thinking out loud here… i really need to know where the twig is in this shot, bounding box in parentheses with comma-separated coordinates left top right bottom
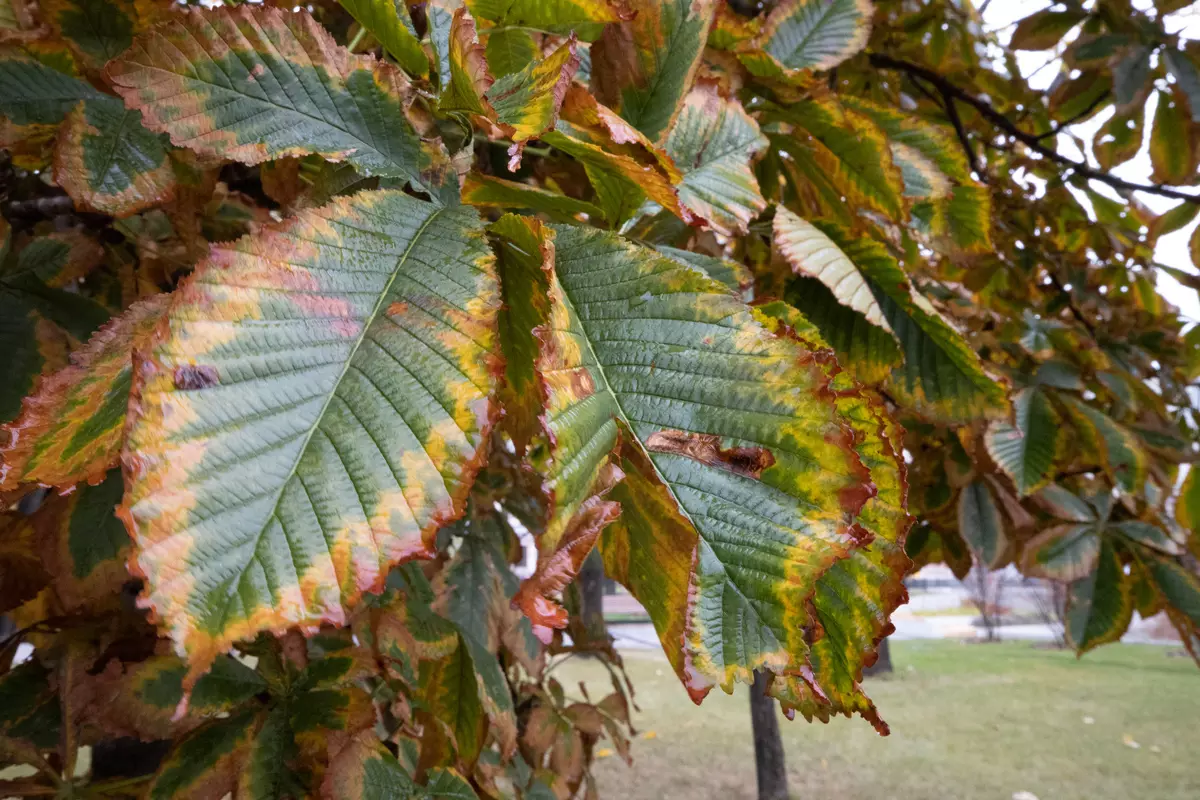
(868, 54, 1200, 204)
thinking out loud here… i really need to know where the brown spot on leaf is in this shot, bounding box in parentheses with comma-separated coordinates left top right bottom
(173, 365, 219, 390)
(644, 430, 775, 478)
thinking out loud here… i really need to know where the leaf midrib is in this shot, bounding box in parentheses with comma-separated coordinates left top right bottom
(212, 205, 445, 632)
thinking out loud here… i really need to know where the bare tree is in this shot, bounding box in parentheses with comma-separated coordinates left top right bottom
(750, 671, 789, 800)
(968, 562, 1007, 642)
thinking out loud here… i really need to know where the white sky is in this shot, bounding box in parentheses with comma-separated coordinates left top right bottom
(982, 0, 1200, 323)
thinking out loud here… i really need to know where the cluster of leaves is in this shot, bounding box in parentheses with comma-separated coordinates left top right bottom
(0, 0, 1198, 796)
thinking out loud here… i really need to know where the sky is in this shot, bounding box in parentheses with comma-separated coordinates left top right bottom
(981, 0, 1200, 323)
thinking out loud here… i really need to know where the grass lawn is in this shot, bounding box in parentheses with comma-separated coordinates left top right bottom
(557, 640, 1200, 800)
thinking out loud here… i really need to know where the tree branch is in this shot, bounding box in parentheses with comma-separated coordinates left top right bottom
(868, 54, 1200, 204)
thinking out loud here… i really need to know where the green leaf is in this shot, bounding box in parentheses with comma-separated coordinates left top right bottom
(53, 95, 175, 218)
(590, 0, 716, 143)
(463, 173, 604, 222)
(663, 84, 768, 235)
(121, 191, 501, 678)
(325, 732, 479, 799)
(984, 387, 1060, 496)
(1094, 109, 1144, 171)
(338, 0, 428, 77)
(484, 27, 538, 78)
(0, 661, 60, 751)
(1150, 88, 1197, 184)
(1, 295, 167, 491)
(746, 0, 873, 76)
(486, 37, 579, 167)
(146, 708, 262, 800)
(656, 245, 754, 300)
(1163, 49, 1200, 122)
(42, 0, 138, 71)
(1149, 558, 1200, 628)
(530, 223, 875, 698)
(491, 215, 554, 456)
(0, 51, 105, 125)
(107, 7, 449, 191)
(1009, 9, 1087, 51)
(772, 97, 906, 222)
(776, 215, 1005, 422)
(958, 480, 1006, 567)
(0, 290, 71, 424)
(1065, 539, 1132, 654)
(1059, 396, 1147, 494)
(771, 373, 911, 734)
(36, 469, 132, 612)
(1176, 467, 1200, 532)
(542, 88, 688, 226)
(782, 276, 901, 384)
(1034, 484, 1098, 523)
(1022, 524, 1099, 582)
(466, 0, 629, 42)
(437, 5, 493, 117)
(1112, 521, 1182, 555)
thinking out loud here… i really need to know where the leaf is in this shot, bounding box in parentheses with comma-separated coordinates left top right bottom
(486, 36, 579, 168)
(1177, 467, 1200, 532)
(35, 469, 132, 611)
(146, 707, 262, 800)
(745, 0, 873, 77)
(984, 387, 1060, 496)
(484, 27, 538, 78)
(70, 652, 266, 743)
(1022, 524, 1099, 582)
(1164, 48, 1200, 123)
(1059, 396, 1147, 494)
(1094, 109, 1144, 171)
(958, 480, 1006, 567)
(0, 661, 60, 751)
(782, 277, 900, 384)
(438, 6, 494, 117)
(772, 373, 911, 734)
(664, 83, 768, 236)
(656, 245, 754, 300)
(338, 0, 428, 77)
(1112, 521, 1182, 555)
(1150, 87, 1198, 185)
(1, 294, 167, 491)
(775, 207, 899, 332)
(5, 230, 104, 288)
(466, 0, 630, 42)
(777, 217, 1006, 422)
(1009, 9, 1087, 51)
(0, 291, 72, 425)
(1065, 539, 1132, 654)
(492, 214, 554, 456)
(462, 173, 604, 222)
(542, 86, 688, 225)
(0, 512, 50, 613)
(1034, 484, 1098, 523)
(590, 0, 717, 143)
(41, 0, 139, 72)
(0, 50, 105, 125)
(120, 191, 501, 678)
(107, 7, 449, 191)
(536, 223, 874, 697)
(325, 731, 478, 799)
(1112, 46, 1153, 109)
(1149, 558, 1200, 629)
(774, 96, 906, 221)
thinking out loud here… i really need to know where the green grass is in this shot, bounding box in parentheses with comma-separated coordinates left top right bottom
(557, 640, 1200, 800)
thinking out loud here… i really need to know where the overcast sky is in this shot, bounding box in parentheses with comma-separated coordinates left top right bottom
(981, 0, 1200, 323)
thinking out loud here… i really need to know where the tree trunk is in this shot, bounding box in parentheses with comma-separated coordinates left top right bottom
(750, 670, 788, 800)
(863, 636, 893, 677)
(577, 548, 607, 646)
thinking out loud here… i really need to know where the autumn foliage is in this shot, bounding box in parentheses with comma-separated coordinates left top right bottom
(1, 0, 1199, 797)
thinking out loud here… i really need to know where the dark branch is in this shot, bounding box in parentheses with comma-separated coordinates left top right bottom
(1032, 90, 1112, 141)
(868, 54, 1200, 204)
